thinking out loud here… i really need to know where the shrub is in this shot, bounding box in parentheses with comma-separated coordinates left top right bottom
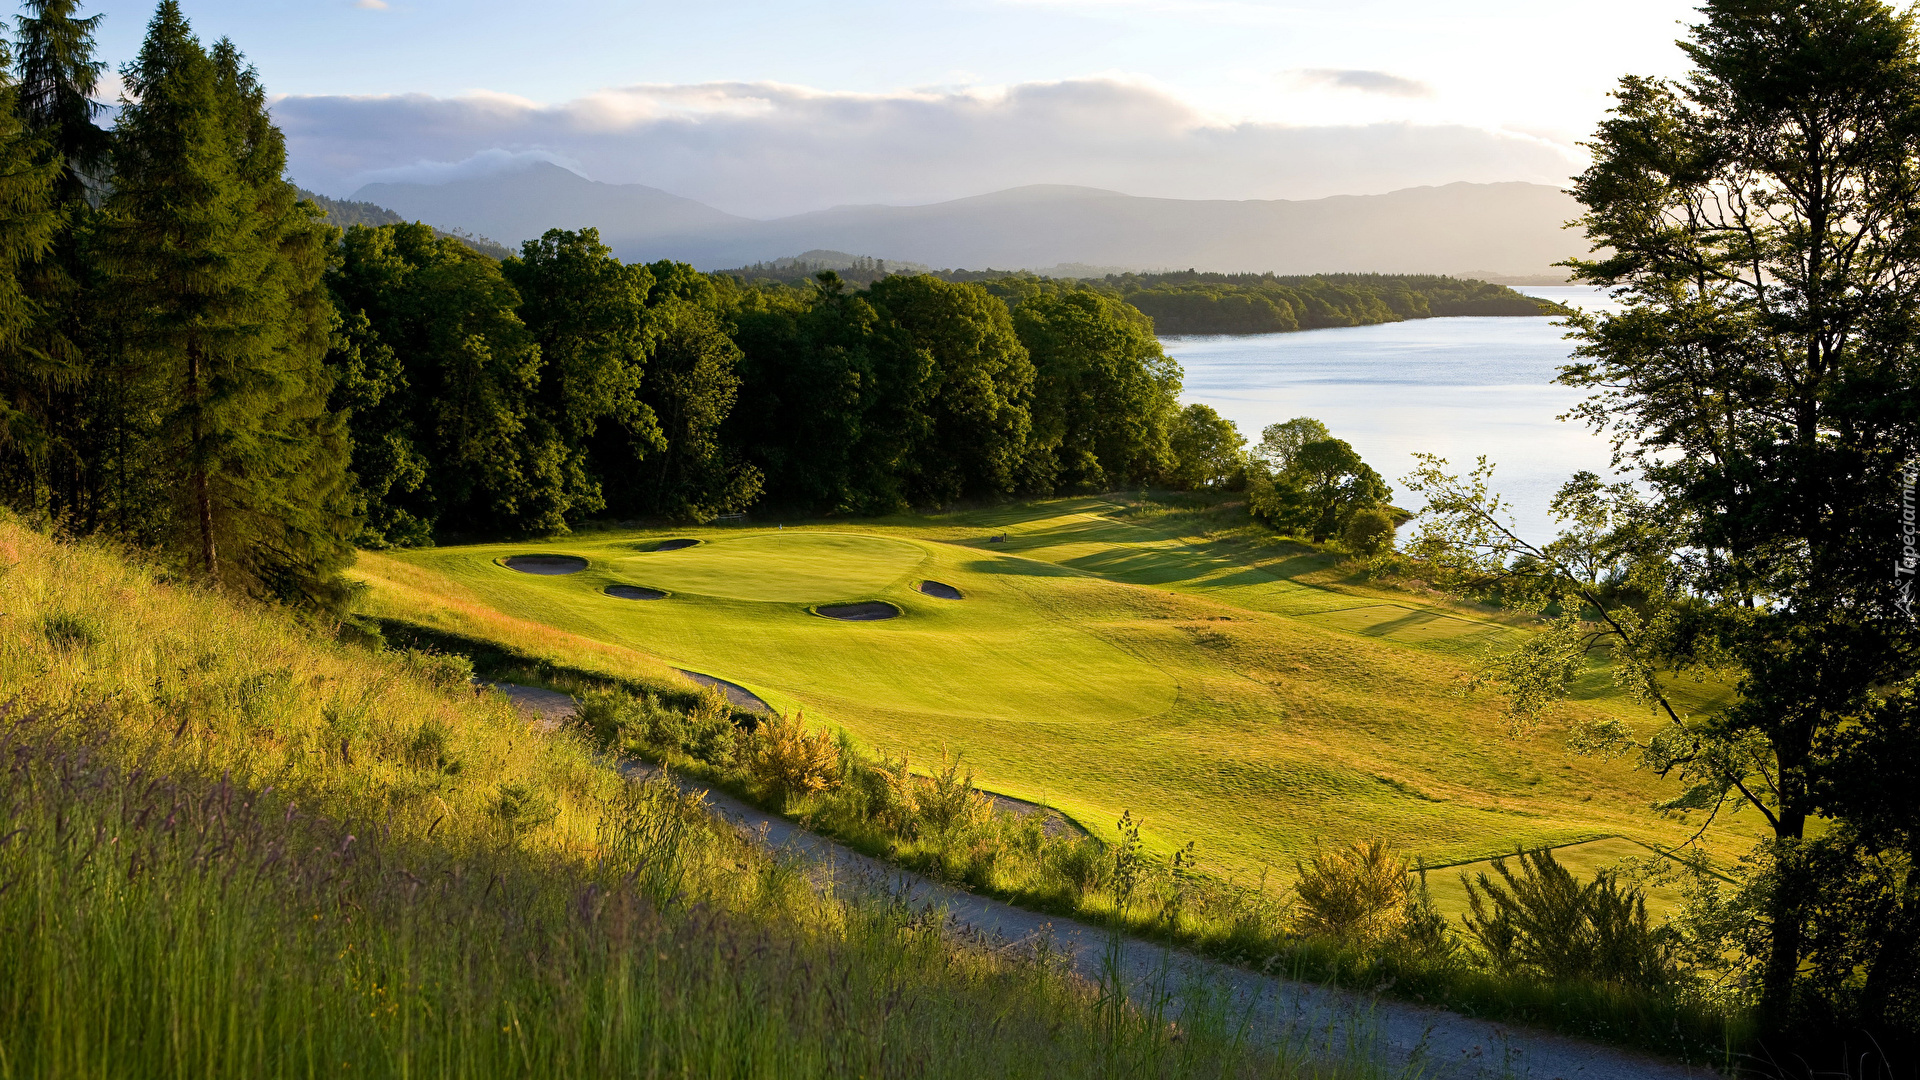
(39, 611, 101, 651)
(1293, 839, 1414, 947)
(918, 749, 990, 834)
(490, 781, 559, 839)
(852, 752, 923, 838)
(745, 712, 841, 805)
(1340, 506, 1398, 557)
(1462, 847, 1671, 990)
(400, 647, 476, 691)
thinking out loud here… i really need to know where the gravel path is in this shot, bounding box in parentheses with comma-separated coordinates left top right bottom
(499, 685, 1720, 1080)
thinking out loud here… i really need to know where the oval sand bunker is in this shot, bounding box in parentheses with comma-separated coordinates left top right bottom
(918, 580, 962, 600)
(652, 538, 699, 552)
(816, 601, 901, 621)
(504, 554, 588, 575)
(605, 584, 666, 600)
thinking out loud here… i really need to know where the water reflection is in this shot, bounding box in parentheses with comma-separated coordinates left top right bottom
(1164, 287, 1623, 543)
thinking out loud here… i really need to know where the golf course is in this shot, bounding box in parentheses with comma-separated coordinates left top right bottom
(357, 497, 1748, 881)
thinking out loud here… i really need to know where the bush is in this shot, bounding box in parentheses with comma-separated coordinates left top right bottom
(1462, 847, 1672, 990)
(400, 647, 476, 691)
(1293, 839, 1415, 947)
(1340, 506, 1398, 557)
(39, 612, 101, 651)
(744, 712, 841, 805)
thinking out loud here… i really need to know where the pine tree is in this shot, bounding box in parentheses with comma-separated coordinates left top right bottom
(102, 3, 355, 605)
(1, 0, 108, 527)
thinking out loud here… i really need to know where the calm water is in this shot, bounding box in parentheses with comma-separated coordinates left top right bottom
(1163, 286, 1623, 543)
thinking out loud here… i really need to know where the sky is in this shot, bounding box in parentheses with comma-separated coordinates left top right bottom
(77, 0, 1702, 217)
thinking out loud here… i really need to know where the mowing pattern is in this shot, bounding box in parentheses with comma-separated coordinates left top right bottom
(369, 507, 1724, 876)
(605, 584, 667, 601)
(504, 555, 587, 575)
(919, 580, 963, 600)
(613, 533, 925, 602)
(816, 601, 902, 621)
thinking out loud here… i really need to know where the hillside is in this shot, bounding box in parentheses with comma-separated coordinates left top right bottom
(353, 162, 746, 252)
(297, 185, 515, 259)
(0, 515, 1343, 1078)
(342, 163, 1584, 277)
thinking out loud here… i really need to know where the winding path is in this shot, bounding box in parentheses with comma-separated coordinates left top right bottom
(495, 683, 1718, 1080)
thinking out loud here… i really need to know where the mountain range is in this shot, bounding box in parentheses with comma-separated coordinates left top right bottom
(348, 162, 1583, 278)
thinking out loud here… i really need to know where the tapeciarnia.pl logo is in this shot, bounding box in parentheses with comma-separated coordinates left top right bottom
(1900, 463, 1918, 619)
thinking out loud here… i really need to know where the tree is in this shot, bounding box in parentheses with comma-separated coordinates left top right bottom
(1407, 0, 1920, 1037)
(1013, 290, 1179, 492)
(501, 227, 660, 509)
(327, 222, 569, 537)
(1251, 416, 1330, 473)
(727, 271, 930, 514)
(1163, 403, 1244, 490)
(1256, 437, 1388, 541)
(629, 280, 761, 522)
(0, 0, 82, 521)
(102, 4, 355, 605)
(866, 275, 1033, 504)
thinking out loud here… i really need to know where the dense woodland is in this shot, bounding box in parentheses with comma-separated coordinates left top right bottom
(725, 264, 1559, 335)
(0, 0, 1412, 613)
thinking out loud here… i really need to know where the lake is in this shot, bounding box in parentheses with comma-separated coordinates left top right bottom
(1163, 285, 1623, 544)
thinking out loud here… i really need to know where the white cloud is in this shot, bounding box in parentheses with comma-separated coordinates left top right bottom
(354, 0, 389, 9)
(1293, 69, 1433, 99)
(275, 77, 1580, 217)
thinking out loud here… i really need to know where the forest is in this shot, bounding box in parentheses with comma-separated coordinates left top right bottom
(727, 264, 1560, 335)
(0, 1, 1421, 616)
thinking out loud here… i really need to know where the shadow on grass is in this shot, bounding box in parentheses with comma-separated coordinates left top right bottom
(370, 617, 762, 726)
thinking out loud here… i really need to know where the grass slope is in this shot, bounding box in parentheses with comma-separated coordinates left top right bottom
(0, 517, 1367, 1080)
(360, 497, 1754, 887)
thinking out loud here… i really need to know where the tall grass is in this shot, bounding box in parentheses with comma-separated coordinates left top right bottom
(556, 668, 1750, 1066)
(0, 519, 1382, 1079)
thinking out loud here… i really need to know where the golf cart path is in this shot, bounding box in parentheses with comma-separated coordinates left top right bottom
(497, 684, 1714, 1080)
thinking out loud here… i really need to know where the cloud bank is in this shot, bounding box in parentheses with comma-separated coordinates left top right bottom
(276, 77, 1579, 218)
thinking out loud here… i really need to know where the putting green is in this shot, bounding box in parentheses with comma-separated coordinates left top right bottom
(611, 532, 926, 602)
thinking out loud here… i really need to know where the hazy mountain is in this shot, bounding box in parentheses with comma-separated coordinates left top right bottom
(343, 164, 1584, 277)
(351, 162, 747, 249)
(297, 186, 514, 260)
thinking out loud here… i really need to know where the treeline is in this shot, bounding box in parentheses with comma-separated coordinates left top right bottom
(1113, 272, 1555, 335)
(299, 187, 515, 259)
(0, 0, 1214, 609)
(726, 264, 1558, 336)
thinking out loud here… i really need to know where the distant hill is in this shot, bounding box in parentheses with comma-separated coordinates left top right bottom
(296, 187, 514, 260)
(351, 163, 745, 252)
(716, 249, 932, 287)
(337, 164, 1583, 278)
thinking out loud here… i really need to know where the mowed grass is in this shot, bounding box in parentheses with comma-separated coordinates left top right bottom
(359, 500, 1752, 887)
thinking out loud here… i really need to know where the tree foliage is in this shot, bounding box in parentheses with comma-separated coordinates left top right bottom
(1405, 0, 1920, 1041)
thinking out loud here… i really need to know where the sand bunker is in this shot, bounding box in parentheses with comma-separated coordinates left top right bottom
(504, 554, 588, 575)
(652, 538, 699, 552)
(816, 601, 901, 621)
(980, 791, 1090, 840)
(918, 580, 962, 600)
(675, 668, 773, 713)
(605, 584, 666, 601)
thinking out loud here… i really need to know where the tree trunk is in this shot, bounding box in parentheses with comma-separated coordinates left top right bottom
(1858, 857, 1920, 1029)
(1760, 808, 1810, 1031)
(186, 341, 216, 584)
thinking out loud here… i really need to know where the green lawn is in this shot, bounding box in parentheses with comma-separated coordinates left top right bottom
(359, 498, 1751, 882)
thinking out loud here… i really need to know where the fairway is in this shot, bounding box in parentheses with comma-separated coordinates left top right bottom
(358, 500, 1753, 880)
